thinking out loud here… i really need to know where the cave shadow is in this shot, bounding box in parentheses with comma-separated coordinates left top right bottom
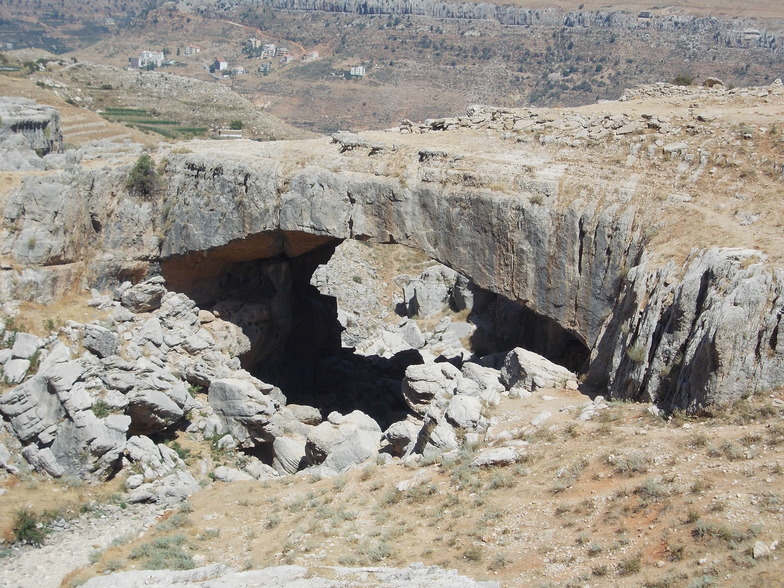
(161, 237, 596, 433)
(458, 282, 591, 375)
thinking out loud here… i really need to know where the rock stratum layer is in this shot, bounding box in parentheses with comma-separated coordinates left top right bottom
(2, 82, 784, 410)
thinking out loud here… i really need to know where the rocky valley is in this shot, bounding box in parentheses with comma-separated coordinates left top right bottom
(0, 10, 784, 586)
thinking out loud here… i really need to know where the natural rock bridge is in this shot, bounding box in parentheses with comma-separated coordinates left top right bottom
(3, 99, 783, 411)
(149, 131, 781, 411)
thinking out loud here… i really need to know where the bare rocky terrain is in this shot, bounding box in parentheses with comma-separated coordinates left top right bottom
(0, 1, 784, 584)
(2, 0, 783, 132)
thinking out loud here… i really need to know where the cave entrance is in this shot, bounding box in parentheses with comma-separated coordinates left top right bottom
(161, 236, 590, 431)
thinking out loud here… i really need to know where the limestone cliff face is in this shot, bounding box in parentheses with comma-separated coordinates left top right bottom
(251, 0, 784, 52)
(158, 153, 642, 357)
(589, 249, 784, 410)
(3, 91, 784, 409)
(0, 97, 63, 156)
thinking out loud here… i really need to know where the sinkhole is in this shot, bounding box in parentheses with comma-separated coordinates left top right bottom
(161, 236, 590, 433)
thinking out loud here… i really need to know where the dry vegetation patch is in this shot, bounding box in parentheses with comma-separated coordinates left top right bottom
(67, 390, 784, 587)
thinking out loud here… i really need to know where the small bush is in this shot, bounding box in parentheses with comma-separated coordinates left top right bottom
(635, 477, 668, 502)
(672, 74, 694, 86)
(126, 154, 157, 198)
(687, 575, 715, 588)
(12, 509, 46, 546)
(91, 399, 112, 418)
(157, 512, 191, 532)
(129, 534, 194, 570)
(610, 452, 651, 476)
(618, 555, 642, 575)
(463, 545, 483, 561)
(692, 521, 749, 545)
(488, 552, 508, 570)
(265, 514, 281, 529)
(626, 342, 647, 363)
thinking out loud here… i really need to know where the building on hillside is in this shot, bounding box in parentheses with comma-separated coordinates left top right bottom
(280, 55, 294, 64)
(302, 51, 319, 62)
(276, 46, 290, 56)
(261, 43, 276, 58)
(218, 128, 243, 139)
(129, 50, 164, 69)
(233, 66, 246, 75)
(637, 11, 652, 19)
(183, 45, 201, 56)
(350, 65, 366, 77)
(258, 62, 272, 75)
(247, 37, 262, 50)
(213, 57, 228, 71)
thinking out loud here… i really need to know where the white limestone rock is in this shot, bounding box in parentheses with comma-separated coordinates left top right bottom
(401, 362, 460, 415)
(501, 347, 576, 391)
(470, 447, 518, 467)
(120, 277, 167, 313)
(83, 324, 119, 358)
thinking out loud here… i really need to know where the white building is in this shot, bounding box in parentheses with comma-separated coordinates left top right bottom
(129, 50, 164, 69)
(350, 66, 366, 77)
(261, 43, 276, 58)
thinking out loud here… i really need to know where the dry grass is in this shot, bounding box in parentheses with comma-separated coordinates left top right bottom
(53, 388, 784, 588)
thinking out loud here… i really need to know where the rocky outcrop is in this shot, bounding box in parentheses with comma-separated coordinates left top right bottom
(588, 248, 784, 410)
(2, 92, 783, 410)
(0, 97, 63, 158)
(0, 278, 275, 483)
(254, 0, 784, 55)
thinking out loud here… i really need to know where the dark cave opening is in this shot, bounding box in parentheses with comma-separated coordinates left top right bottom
(161, 235, 590, 432)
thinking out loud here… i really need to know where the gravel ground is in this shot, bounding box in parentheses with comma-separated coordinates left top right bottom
(0, 502, 163, 588)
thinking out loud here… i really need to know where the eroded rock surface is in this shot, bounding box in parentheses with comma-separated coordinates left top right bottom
(2, 88, 784, 411)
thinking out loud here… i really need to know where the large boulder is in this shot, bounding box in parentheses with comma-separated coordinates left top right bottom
(500, 347, 576, 391)
(401, 362, 461, 415)
(305, 410, 382, 472)
(458, 362, 504, 406)
(208, 378, 278, 447)
(445, 394, 486, 431)
(404, 266, 459, 317)
(126, 388, 186, 434)
(83, 324, 119, 358)
(120, 277, 167, 313)
(272, 435, 308, 475)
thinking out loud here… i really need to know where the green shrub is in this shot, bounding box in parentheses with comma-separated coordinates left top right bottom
(12, 509, 46, 546)
(126, 154, 157, 197)
(672, 74, 694, 86)
(129, 534, 194, 570)
(618, 555, 642, 575)
(91, 399, 112, 418)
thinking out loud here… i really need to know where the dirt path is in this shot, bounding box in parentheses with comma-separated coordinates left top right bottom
(0, 502, 163, 588)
